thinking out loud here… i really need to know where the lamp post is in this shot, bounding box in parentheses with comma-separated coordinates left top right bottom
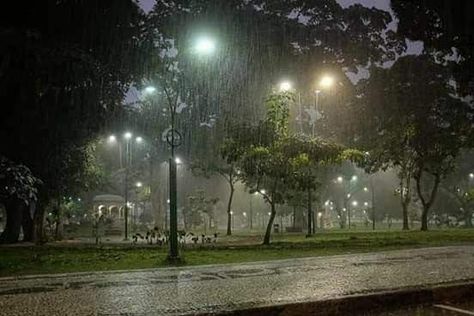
(145, 36, 216, 263)
(123, 132, 132, 240)
(134, 182, 142, 231)
(107, 132, 143, 240)
(336, 174, 369, 229)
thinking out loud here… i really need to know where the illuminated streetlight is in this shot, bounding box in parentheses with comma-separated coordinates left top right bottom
(279, 81, 292, 92)
(144, 86, 156, 94)
(268, 212, 271, 216)
(364, 201, 369, 206)
(363, 187, 368, 192)
(230, 211, 234, 215)
(243, 212, 247, 217)
(318, 212, 322, 218)
(135, 136, 143, 144)
(347, 193, 351, 198)
(124, 132, 132, 140)
(469, 173, 474, 179)
(337, 176, 343, 183)
(195, 36, 216, 54)
(136, 182, 143, 188)
(260, 189, 266, 195)
(352, 201, 358, 207)
(351, 175, 358, 181)
(108, 135, 117, 143)
(319, 75, 334, 88)
(175, 157, 182, 164)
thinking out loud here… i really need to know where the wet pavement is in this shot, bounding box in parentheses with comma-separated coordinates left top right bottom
(0, 246, 473, 315)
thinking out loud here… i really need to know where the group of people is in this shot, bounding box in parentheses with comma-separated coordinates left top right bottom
(132, 228, 218, 246)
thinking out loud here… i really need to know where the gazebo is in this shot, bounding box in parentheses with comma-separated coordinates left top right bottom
(92, 194, 125, 219)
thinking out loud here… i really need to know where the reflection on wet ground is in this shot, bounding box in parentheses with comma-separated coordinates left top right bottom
(0, 246, 473, 316)
(371, 302, 474, 316)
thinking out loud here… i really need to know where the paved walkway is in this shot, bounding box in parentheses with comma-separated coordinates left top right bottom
(0, 246, 473, 315)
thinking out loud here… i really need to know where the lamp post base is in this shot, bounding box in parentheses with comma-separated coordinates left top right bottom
(164, 255, 184, 265)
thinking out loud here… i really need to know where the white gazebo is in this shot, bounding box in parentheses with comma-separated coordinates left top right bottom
(92, 194, 125, 219)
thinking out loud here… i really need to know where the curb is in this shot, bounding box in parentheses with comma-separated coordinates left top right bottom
(197, 282, 474, 316)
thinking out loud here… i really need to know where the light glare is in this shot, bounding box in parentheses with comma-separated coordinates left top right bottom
(279, 81, 292, 92)
(195, 37, 216, 54)
(320, 75, 334, 88)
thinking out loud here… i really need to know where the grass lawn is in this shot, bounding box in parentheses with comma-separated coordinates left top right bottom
(0, 229, 473, 277)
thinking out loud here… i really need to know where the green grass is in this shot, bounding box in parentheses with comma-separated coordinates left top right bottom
(0, 229, 473, 277)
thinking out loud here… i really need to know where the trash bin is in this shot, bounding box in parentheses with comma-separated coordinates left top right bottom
(273, 224, 279, 233)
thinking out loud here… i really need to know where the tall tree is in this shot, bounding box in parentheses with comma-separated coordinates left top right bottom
(0, 0, 146, 243)
(349, 55, 473, 231)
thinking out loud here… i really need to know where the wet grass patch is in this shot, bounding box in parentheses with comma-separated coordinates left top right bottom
(0, 229, 473, 277)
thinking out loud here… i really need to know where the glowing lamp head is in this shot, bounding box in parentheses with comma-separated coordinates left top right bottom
(136, 182, 143, 188)
(279, 81, 292, 92)
(337, 176, 343, 183)
(320, 75, 334, 88)
(144, 86, 156, 94)
(175, 157, 182, 164)
(124, 132, 132, 140)
(108, 135, 117, 143)
(135, 136, 143, 144)
(352, 201, 358, 207)
(195, 37, 216, 54)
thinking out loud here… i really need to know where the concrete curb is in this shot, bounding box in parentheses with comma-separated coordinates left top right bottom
(198, 281, 474, 316)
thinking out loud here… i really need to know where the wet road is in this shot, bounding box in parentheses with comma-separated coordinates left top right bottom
(0, 246, 473, 315)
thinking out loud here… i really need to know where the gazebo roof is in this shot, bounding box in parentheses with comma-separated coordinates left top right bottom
(92, 194, 125, 203)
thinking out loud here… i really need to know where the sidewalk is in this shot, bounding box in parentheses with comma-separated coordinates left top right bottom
(0, 246, 473, 315)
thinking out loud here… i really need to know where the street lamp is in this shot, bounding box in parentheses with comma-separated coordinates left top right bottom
(144, 86, 156, 94)
(108, 135, 117, 143)
(319, 75, 334, 89)
(143, 36, 217, 263)
(279, 81, 292, 92)
(135, 136, 143, 144)
(195, 36, 216, 55)
(469, 173, 474, 179)
(124, 132, 132, 140)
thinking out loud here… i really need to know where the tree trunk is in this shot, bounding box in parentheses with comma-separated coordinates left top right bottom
(464, 209, 472, 228)
(0, 199, 23, 244)
(292, 206, 296, 228)
(226, 184, 234, 236)
(420, 206, 429, 231)
(402, 201, 410, 230)
(55, 199, 63, 241)
(21, 203, 33, 242)
(306, 188, 312, 236)
(263, 202, 276, 245)
(33, 200, 46, 244)
(415, 170, 441, 232)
